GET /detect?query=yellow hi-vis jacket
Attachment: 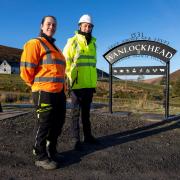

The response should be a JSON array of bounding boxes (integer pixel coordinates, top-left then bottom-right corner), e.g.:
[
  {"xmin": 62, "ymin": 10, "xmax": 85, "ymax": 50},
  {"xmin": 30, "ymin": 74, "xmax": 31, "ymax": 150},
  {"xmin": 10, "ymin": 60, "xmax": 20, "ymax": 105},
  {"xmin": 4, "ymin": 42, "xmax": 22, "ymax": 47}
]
[
  {"xmin": 63, "ymin": 32, "xmax": 97, "ymax": 89},
  {"xmin": 20, "ymin": 37, "xmax": 66, "ymax": 93}
]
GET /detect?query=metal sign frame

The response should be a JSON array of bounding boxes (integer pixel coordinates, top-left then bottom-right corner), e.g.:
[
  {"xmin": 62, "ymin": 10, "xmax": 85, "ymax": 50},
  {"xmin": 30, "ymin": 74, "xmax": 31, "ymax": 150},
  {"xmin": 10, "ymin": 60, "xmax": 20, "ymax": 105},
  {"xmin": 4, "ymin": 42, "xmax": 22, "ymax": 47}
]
[
  {"xmin": 112, "ymin": 66, "xmax": 167, "ymax": 75},
  {"xmin": 103, "ymin": 40, "xmax": 177, "ymax": 118}
]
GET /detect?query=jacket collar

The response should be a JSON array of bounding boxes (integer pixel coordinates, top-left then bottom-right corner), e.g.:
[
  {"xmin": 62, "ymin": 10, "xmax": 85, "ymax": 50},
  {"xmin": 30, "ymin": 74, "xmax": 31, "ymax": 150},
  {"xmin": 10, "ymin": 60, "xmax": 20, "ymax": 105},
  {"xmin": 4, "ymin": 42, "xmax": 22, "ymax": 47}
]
[{"xmin": 75, "ymin": 31, "xmax": 96, "ymax": 43}]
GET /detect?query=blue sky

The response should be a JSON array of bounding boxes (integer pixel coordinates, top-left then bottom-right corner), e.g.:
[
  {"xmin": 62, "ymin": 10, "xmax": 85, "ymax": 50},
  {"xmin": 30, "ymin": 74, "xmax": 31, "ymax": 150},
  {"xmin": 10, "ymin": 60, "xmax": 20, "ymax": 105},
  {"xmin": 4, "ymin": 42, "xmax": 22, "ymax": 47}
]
[{"xmin": 1, "ymin": 0, "xmax": 180, "ymax": 79}]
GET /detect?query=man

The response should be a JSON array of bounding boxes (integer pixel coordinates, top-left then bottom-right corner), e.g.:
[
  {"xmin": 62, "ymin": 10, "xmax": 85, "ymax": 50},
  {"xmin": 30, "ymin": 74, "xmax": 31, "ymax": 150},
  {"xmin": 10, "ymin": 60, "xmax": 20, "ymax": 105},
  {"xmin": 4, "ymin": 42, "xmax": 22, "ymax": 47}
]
[{"xmin": 63, "ymin": 14, "xmax": 98, "ymax": 150}]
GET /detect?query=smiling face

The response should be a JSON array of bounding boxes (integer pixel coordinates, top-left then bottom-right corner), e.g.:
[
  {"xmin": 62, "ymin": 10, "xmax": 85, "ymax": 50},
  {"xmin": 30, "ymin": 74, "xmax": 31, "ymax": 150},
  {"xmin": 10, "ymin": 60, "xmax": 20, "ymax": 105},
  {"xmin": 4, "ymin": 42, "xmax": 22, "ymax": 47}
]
[
  {"xmin": 41, "ymin": 16, "xmax": 57, "ymax": 37},
  {"xmin": 80, "ymin": 22, "xmax": 93, "ymax": 33}
]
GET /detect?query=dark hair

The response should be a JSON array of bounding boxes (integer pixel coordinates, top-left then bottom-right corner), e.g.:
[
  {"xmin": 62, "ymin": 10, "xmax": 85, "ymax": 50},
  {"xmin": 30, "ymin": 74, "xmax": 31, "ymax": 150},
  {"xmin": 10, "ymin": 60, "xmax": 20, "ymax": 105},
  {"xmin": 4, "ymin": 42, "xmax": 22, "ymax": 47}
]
[{"xmin": 39, "ymin": 15, "xmax": 57, "ymax": 36}]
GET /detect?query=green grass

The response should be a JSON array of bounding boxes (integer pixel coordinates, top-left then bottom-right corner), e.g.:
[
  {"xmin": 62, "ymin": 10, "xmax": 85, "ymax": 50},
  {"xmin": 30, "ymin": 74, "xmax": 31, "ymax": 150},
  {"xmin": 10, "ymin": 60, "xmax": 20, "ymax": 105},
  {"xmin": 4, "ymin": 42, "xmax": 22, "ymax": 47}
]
[
  {"xmin": 96, "ymin": 80, "xmax": 164, "ymax": 101},
  {"xmin": 0, "ymin": 74, "xmax": 30, "ymax": 92},
  {"xmin": 0, "ymin": 74, "xmax": 179, "ymax": 113}
]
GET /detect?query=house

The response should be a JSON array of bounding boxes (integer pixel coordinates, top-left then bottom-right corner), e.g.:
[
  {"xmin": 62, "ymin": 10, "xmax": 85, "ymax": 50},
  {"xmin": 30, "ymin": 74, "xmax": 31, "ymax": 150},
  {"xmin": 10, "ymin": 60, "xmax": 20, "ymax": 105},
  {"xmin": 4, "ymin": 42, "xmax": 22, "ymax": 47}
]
[
  {"xmin": 0, "ymin": 60, "xmax": 19, "ymax": 74},
  {"xmin": 0, "ymin": 60, "xmax": 11, "ymax": 74},
  {"xmin": 0, "ymin": 45, "xmax": 22, "ymax": 74}
]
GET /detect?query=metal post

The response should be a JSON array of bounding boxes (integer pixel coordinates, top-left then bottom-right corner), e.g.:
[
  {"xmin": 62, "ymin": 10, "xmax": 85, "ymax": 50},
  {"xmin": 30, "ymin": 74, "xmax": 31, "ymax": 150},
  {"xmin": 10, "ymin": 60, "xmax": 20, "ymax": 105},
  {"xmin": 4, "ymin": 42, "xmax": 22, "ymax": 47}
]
[
  {"xmin": 109, "ymin": 64, "xmax": 112, "ymax": 113},
  {"xmin": 165, "ymin": 62, "xmax": 170, "ymax": 119},
  {"xmin": 0, "ymin": 102, "xmax": 3, "ymax": 112}
]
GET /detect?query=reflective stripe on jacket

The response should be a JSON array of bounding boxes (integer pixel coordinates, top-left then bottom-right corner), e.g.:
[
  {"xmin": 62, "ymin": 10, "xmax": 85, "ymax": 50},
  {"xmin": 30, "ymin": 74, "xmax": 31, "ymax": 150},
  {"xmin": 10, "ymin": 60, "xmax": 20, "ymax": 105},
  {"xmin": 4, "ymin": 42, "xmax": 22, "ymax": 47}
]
[
  {"xmin": 20, "ymin": 37, "xmax": 66, "ymax": 93},
  {"xmin": 63, "ymin": 32, "xmax": 97, "ymax": 89}
]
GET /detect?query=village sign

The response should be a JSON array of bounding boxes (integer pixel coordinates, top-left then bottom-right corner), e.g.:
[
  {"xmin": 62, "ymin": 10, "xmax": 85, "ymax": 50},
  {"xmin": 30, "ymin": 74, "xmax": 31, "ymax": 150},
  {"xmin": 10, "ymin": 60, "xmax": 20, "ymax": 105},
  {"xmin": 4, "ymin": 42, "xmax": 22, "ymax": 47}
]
[{"xmin": 103, "ymin": 39, "xmax": 177, "ymax": 118}]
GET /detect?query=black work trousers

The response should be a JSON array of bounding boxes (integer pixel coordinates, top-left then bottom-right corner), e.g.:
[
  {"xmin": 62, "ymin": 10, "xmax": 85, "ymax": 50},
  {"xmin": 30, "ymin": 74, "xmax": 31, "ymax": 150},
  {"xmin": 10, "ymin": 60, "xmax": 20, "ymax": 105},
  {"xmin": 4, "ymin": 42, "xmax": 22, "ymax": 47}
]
[
  {"xmin": 32, "ymin": 91, "xmax": 66, "ymax": 160},
  {"xmin": 71, "ymin": 88, "xmax": 94, "ymax": 141}
]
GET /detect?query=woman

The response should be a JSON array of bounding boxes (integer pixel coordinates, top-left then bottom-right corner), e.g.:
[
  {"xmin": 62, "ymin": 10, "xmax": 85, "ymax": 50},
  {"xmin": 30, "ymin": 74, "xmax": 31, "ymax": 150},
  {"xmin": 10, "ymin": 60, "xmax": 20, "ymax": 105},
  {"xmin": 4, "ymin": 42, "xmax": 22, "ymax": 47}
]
[
  {"xmin": 20, "ymin": 16, "xmax": 66, "ymax": 170},
  {"xmin": 63, "ymin": 14, "xmax": 98, "ymax": 151}
]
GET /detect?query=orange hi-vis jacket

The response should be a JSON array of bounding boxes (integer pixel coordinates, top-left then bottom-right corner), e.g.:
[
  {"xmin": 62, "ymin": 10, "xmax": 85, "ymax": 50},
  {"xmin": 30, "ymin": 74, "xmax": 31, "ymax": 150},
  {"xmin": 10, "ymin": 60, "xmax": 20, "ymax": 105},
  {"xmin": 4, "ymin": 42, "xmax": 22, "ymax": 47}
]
[{"xmin": 20, "ymin": 37, "xmax": 66, "ymax": 93}]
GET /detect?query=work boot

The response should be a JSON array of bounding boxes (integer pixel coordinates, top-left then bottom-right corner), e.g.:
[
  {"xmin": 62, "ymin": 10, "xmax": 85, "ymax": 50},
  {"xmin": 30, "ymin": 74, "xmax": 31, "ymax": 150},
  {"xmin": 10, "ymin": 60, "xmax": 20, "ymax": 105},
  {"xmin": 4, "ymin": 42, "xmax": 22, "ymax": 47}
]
[
  {"xmin": 48, "ymin": 151, "xmax": 64, "ymax": 162},
  {"xmin": 47, "ymin": 147, "xmax": 63, "ymax": 162},
  {"xmin": 35, "ymin": 158, "xmax": 59, "ymax": 170},
  {"xmin": 46, "ymin": 141, "xmax": 63, "ymax": 162},
  {"xmin": 84, "ymin": 135, "xmax": 99, "ymax": 144}
]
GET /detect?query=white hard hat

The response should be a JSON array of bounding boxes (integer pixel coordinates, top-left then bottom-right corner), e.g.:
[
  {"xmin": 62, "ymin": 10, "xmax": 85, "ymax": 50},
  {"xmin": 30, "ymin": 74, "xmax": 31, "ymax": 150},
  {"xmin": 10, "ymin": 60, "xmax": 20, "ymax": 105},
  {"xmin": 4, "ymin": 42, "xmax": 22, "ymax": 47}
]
[{"xmin": 78, "ymin": 14, "xmax": 93, "ymax": 25}]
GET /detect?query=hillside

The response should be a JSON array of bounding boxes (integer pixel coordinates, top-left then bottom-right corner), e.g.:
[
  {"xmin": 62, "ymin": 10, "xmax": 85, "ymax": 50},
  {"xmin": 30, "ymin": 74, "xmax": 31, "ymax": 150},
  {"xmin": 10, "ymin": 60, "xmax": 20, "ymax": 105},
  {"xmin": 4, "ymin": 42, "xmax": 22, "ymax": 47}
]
[
  {"xmin": 142, "ymin": 69, "xmax": 180, "ymax": 84},
  {"xmin": 142, "ymin": 76, "xmax": 163, "ymax": 84},
  {"xmin": 170, "ymin": 69, "xmax": 180, "ymax": 81},
  {"xmin": 0, "ymin": 45, "xmax": 22, "ymax": 63}
]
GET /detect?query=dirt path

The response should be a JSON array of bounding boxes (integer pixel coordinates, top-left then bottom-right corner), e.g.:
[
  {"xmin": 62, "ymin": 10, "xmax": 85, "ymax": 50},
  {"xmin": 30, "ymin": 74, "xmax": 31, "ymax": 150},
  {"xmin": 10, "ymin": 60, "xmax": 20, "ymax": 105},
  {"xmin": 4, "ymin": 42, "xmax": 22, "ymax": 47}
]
[{"xmin": 0, "ymin": 110, "xmax": 180, "ymax": 180}]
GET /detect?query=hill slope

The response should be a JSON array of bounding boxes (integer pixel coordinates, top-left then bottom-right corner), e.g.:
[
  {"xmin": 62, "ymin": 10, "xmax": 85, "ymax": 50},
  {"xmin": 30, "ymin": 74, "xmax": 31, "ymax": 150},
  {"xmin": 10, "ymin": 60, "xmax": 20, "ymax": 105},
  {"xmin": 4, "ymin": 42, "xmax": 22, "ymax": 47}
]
[
  {"xmin": 0, "ymin": 45, "xmax": 22, "ymax": 63},
  {"xmin": 142, "ymin": 69, "xmax": 180, "ymax": 84}
]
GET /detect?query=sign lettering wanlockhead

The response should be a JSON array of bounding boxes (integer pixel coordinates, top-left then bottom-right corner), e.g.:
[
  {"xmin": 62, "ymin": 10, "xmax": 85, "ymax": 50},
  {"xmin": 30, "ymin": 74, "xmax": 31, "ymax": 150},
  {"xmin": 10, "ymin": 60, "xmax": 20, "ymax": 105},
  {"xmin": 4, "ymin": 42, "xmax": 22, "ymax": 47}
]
[{"xmin": 104, "ymin": 40, "xmax": 176, "ymax": 64}]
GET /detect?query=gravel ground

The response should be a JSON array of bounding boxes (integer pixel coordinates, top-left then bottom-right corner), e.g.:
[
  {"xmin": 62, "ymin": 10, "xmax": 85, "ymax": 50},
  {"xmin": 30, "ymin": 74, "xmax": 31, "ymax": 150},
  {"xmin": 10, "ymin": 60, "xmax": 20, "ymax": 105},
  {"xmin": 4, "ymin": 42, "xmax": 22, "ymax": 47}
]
[{"xmin": 0, "ymin": 109, "xmax": 180, "ymax": 180}]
